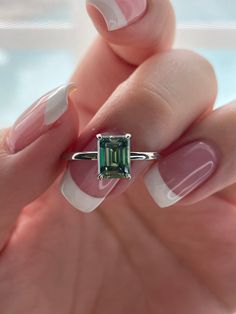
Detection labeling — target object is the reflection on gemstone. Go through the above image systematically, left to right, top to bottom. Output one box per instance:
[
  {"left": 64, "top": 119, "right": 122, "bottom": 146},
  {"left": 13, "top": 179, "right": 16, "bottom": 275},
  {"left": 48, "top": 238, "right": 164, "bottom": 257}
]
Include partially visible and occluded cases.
[{"left": 97, "top": 134, "right": 131, "bottom": 179}]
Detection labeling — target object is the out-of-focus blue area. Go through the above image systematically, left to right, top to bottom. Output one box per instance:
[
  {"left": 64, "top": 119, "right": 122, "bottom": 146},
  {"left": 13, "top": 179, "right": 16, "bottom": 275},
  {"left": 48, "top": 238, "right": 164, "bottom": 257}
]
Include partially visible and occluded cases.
[
  {"left": 172, "top": 0, "right": 236, "bottom": 109},
  {"left": 173, "top": 0, "right": 236, "bottom": 23},
  {"left": 0, "top": 1, "right": 236, "bottom": 127},
  {"left": 196, "top": 49, "right": 236, "bottom": 108},
  {"left": 0, "top": 50, "right": 75, "bottom": 126}
]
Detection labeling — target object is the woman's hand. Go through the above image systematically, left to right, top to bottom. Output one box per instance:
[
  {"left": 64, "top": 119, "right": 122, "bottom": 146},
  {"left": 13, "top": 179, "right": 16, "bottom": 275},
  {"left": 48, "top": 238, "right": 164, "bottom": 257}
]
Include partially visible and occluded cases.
[{"left": 0, "top": 1, "right": 235, "bottom": 313}]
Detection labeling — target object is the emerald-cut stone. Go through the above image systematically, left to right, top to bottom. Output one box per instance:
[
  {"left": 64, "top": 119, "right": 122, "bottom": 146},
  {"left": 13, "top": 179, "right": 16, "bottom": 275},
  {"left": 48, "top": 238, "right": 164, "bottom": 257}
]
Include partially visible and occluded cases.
[{"left": 97, "top": 134, "right": 131, "bottom": 179}]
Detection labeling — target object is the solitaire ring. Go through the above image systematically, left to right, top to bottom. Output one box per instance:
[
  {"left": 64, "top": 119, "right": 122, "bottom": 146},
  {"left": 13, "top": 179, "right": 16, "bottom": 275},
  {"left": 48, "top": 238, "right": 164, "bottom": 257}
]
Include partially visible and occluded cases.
[{"left": 63, "top": 134, "right": 160, "bottom": 180}]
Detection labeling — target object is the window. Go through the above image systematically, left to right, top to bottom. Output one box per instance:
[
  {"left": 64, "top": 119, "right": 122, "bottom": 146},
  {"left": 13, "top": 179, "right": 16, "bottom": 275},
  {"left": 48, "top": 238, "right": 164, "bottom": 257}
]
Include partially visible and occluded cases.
[
  {"left": 0, "top": 0, "right": 236, "bottom": 127},
  {"left": 173, "top": 0, "right": 236, "bottom": 110}
]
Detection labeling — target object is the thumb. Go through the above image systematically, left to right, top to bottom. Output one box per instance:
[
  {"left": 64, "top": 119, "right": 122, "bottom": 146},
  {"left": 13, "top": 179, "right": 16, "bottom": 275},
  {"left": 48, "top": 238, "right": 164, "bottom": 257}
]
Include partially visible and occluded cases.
[{"left": 0, "top": 84, "right": 78, "bottom": 248}]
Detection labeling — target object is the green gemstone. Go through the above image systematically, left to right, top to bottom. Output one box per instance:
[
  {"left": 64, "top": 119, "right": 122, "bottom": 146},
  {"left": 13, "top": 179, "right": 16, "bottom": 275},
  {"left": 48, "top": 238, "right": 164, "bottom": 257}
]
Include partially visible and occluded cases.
[{"left": 98, "top": 135, "right": 131, "bottom": 179}]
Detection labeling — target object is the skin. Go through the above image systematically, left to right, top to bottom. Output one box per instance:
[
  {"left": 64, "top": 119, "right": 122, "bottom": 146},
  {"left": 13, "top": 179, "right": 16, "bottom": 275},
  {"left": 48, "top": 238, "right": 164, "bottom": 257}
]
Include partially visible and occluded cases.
[{"left": 0, "top": 1, "right": 236, "bottom": 313}]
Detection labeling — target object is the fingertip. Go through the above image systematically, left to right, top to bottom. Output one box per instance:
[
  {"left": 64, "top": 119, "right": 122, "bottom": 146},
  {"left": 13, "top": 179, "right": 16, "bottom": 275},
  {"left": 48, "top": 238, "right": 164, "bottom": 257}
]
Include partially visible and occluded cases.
[
  {"left": 85, "top": 0, "right": 176, "bottom": 65},
  {"left": 86, "top": 0, "right": 148, "bottom": 32},
  {"left": 86, "top": 3, "right": 108, "bottom": 32},
  {"left": 7, "top": 84, "right": 78, "bottom": 154},
  {"left": 144, "top": 141, "right": 219, "bottom": 208},
  {"left": 60, "top": 169, "right": 104, "bottom": 213}
]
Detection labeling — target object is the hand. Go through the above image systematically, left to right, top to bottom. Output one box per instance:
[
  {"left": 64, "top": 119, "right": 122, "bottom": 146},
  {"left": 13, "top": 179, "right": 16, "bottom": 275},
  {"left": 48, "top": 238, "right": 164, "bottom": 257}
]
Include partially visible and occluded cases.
[{"left": 0, "top": 1, "right": 235, "bottom": 313}]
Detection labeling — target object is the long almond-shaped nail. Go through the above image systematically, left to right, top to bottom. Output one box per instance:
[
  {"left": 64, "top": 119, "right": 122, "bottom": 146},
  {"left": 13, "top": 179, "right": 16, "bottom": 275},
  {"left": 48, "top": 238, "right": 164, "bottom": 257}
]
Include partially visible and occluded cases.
[
  {"left": 87, "top": 0, "right": 147, "bottom": 31},
  {"left": 7, "top": 84, "right": 76, "bottom": 153},
  {"left": 61, "top": 136, "right": 119, "bottom": 213},
  {"left": 144, "top": 141, "right": 219, "bottom": 208}
]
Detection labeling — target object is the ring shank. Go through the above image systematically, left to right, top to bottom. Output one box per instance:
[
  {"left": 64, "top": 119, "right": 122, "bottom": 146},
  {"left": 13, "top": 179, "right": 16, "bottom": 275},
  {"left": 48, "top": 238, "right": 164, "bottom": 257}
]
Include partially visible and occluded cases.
[{"left": 63, "top": 151, "right": 159, "bottom": 161}]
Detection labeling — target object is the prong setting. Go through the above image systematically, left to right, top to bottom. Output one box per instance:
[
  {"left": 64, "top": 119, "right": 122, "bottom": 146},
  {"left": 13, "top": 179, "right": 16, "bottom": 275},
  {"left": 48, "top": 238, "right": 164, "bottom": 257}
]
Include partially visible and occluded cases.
[
  {"left": 96, "top": 134, "right": 102, "bottom": 139},
  {"left": 97, "top": 134, "right": 131, "bottom": 180},
  {"left": 98, "top": 173, "right": 104, "bottom": 180},
  {"left": 125, "top": 174, "right": 132, "bottom": 180}
]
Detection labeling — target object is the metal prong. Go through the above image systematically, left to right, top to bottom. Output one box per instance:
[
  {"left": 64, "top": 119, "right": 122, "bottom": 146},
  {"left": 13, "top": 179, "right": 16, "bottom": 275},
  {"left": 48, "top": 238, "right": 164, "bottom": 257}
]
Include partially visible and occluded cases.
[
  {"left": 125, "top": 133, "right": 131, "bottom": 139},
  {"left": 96, "top": 134, "right": 102, "bottom": 139},
  {"left": 98, "top": 173, "right": 104, "bottom": 180},
  {"left": 125, "top": 174, "right": 132, "bottom": 180}
]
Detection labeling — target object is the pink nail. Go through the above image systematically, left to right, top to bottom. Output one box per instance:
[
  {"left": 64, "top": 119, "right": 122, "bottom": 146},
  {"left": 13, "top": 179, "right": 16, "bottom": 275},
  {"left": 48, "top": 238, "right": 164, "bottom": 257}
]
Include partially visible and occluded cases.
[
  {"left": 87, "top": 0, "right": 147, "bottom": 31},
  {"left": 7, "top": 84, "right": 76, "bottom": 153},
  {"left": 61, "top": 136, "right": 119, "bottom": 213},
  {"left": 144, "top": 141, "right": 219, "bottom": 208}
]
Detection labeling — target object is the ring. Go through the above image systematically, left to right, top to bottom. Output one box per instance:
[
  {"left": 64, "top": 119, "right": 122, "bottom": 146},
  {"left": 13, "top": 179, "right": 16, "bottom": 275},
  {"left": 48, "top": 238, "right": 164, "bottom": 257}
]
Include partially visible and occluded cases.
[{"left": 64, "top": 134, "right": 160, "bottom": 180}]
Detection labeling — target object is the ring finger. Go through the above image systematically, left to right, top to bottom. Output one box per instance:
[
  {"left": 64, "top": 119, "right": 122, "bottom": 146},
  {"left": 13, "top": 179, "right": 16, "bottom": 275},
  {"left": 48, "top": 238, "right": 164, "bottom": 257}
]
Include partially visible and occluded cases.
[{"left": 61, "top": 48, "right": 217, "bottom": 213}]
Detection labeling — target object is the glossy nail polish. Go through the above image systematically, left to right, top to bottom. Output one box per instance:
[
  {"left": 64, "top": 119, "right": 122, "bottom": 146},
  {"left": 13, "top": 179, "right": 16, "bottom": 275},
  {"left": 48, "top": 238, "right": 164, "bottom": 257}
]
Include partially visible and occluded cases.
[
  {"left": 87, "top": 0, "right": 147, "bottom": 31},
  {"left": 8, "top": 84, "right": 76, "bottom": 153},
  {"left": 61, "top": 136, "right": 119, "bottom": 213},
  {"left": 144, "top": 141, "right": 219, "bottom": 208}
]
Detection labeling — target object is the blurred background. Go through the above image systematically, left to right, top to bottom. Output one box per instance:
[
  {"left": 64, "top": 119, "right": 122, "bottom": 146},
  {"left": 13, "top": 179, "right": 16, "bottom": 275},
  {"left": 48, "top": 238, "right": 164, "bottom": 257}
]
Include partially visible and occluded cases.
[{"left": 0, "top": 0, "right": 236, "bottom": 127}]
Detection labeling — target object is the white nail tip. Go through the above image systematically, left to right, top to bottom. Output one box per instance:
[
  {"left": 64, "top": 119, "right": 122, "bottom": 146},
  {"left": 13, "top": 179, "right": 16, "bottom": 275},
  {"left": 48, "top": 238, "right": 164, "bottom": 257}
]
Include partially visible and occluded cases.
[
  {"left": 86, "top": 0, "right": 127, "bottom": 31},
  {"left": 44, "top": 84, "right": 75, "bottom": 126},
  {"left": 144, "top": 166, "right": 181, "bottom": 208},
  {"left": 61, "top": 170, "right": 105, "bottom": 213}
]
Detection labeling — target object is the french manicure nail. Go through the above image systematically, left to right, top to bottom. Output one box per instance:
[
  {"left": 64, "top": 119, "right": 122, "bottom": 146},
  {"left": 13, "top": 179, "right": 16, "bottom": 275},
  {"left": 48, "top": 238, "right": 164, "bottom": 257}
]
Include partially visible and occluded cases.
[
  {"left": 87, "top": 0, "right": 147, "bottom": 31},
  {"left": 8, "top": 84, "right": 76, "bottom": 153},
  {"left": 61, "top": 136, "right": 119, "bottom": 213},
  {"left": 144, "top": 141, "right": 219, "bottom": 208}
]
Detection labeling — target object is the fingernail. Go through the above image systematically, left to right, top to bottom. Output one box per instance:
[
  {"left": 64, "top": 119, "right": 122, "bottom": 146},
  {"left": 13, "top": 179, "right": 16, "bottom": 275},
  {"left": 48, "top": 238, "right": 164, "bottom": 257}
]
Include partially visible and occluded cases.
[
  {"left": 87, "top": 0, "right": 147, "bottom": 31},
  {"left": 7, "top": 84, "right": 76, "bottom": 153},
  {"left": 61, "top": 136, "right": 119, "bottom": 213},
  {"left": 144, "top": 141, "right": 219, "bottom": 208}
]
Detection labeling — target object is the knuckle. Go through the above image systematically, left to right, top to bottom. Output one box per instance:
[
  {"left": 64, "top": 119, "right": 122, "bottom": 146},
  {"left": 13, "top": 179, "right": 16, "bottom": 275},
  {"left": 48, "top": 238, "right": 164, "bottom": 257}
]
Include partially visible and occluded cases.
[{"left": 127, "top": 80, "right": 176, "bottom": 129}]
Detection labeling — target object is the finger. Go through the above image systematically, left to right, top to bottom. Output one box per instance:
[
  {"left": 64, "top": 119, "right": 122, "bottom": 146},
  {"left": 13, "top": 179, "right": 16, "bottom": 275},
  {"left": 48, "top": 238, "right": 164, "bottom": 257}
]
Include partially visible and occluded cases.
[
  {"left": 71, "top": 0, "right": 176, "bottom": 126},
  {"left": 86, "top": 0, "right": 175, "bottom": 64},
  {"left": 61, "top": 49, "right": 217, "bottom": 213},
  {"left": 0, "top": 85, "right": 78, "bottom": 250},
  {"left": 144, "top": 99, "right": 236, "bottom": 208},
  {"left": 144, "top": 100, "right": 236, "bottom": 312}
]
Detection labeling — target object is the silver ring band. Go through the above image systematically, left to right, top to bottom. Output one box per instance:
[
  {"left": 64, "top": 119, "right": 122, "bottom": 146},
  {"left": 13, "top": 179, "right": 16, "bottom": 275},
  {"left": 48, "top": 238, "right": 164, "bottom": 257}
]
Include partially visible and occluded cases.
[
  {"left": 63, "top": 134, "right": 160, "bottom": 180},
  {"left": 64, "top": 151, "right": 159, "bottom": 161}
]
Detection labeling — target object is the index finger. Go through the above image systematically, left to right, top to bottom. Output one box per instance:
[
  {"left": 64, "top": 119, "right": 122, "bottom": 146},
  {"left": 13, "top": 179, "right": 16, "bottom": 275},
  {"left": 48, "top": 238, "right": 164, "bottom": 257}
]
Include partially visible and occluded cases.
[{"left": 71, "top": 0, "right": 176, "bottom": 126}]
